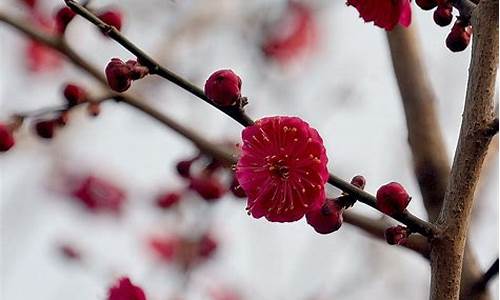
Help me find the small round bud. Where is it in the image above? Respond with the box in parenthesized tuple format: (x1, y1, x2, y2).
(54, 6, 75, 34)
(156, 192, 181, 210)
(230, 175, 246, 198)
(98, 10, 122, 31)
(433, 4, 453, 27)
(34, 120, 56, 139)
(415, 0, 437, 10)
(384, 225, 409, 245)
(350, 175, 366, 189)
(306, 199, 343, 234)
(198, 233, 217, 258)
(189, 176, 225, 201)
(0, 123, 15, 152)
(63, 83, 87, 106)
(376, 182, 411, 216)
(204, 69, 242, 107)
(446, 20, 472, 52)
(105, 58, 131, 92)
(87, 102, 101, 117)
(125, 60, 149, 80)
(176, 159, 194, 178)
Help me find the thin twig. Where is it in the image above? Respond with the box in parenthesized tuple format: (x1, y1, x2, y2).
(0, 9, 438, 250)
(60, 1, 438, 237)
(471, 258, 499, 294)
(344, 211, 430, 258)
(452, 0, 478, 20)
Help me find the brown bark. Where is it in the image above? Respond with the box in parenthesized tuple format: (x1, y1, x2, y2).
(430, 1, 499, 299)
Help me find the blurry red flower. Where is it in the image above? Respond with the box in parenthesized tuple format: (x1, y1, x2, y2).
(25, 14, 61, 72)
(189, 176, 226, 201)
(236, 116, 328, 222)
(149, 236, 178, 263)
(0, 123, 15, 152)
(155, 192, 182, 210)
(261, 2, 317, 64)
(71, 175, 126, 214)
(347, 0, 412, 31)
(98, 10, 123, 32)
(198, 233, 218, 258)
(108, 277, 146, 300)
(59, 243, 81, 261)
(54, 6, 76, 34)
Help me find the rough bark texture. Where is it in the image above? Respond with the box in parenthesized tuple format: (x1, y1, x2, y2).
(386, 26, 450, 222)
(430, 1, 499, 299)
(386, 25, 491, 300)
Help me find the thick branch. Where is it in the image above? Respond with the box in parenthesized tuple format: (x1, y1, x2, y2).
(60, 1, 438, 237)
(386, 26, 450, 222)
(387, 24, 495, 300)
(430, 1, 499, 299)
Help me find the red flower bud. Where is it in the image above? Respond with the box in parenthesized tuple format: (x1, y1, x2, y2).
(384, 225, 409, 245)
(189, 176, 225, 201)
(156, 192, 181, 209)
(71, 176, 126, 214)
(176, 159, 194, 178)
(350, 175, 366, 189)
(204, 70, 242, 107)
(0, 123, 15, 152)
(415, 0, 437, 10)
(433, 4, 453, 27)
(107, 277, 146, 300)
(63, 83, 87, 106)
(198, 233, 217, 258)
(306, 199, 343, 234)
(105, 58, 132, 92)
(34, 120, 56, 139)
(446, 20, 472, 52)
(98, 10, 123, 31)
(376, 182, 411, 215)
(54, 6, 76, 34)
(230, 175, 246, 198)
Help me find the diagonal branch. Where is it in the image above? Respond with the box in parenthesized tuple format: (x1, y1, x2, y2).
(58, 1, 439, 237)
(0, 10, 427, 242)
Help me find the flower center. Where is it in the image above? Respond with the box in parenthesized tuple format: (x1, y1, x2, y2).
(269, 163, 290, 180)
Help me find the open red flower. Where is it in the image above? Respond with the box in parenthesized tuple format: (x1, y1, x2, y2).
(107, 277, 146, 300)
(347, 0, 412, 31)
(236, 116, 328, 222)
(261, 2, 317, 64)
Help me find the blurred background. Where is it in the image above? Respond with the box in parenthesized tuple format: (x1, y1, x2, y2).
(0, 0, 498, 299)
